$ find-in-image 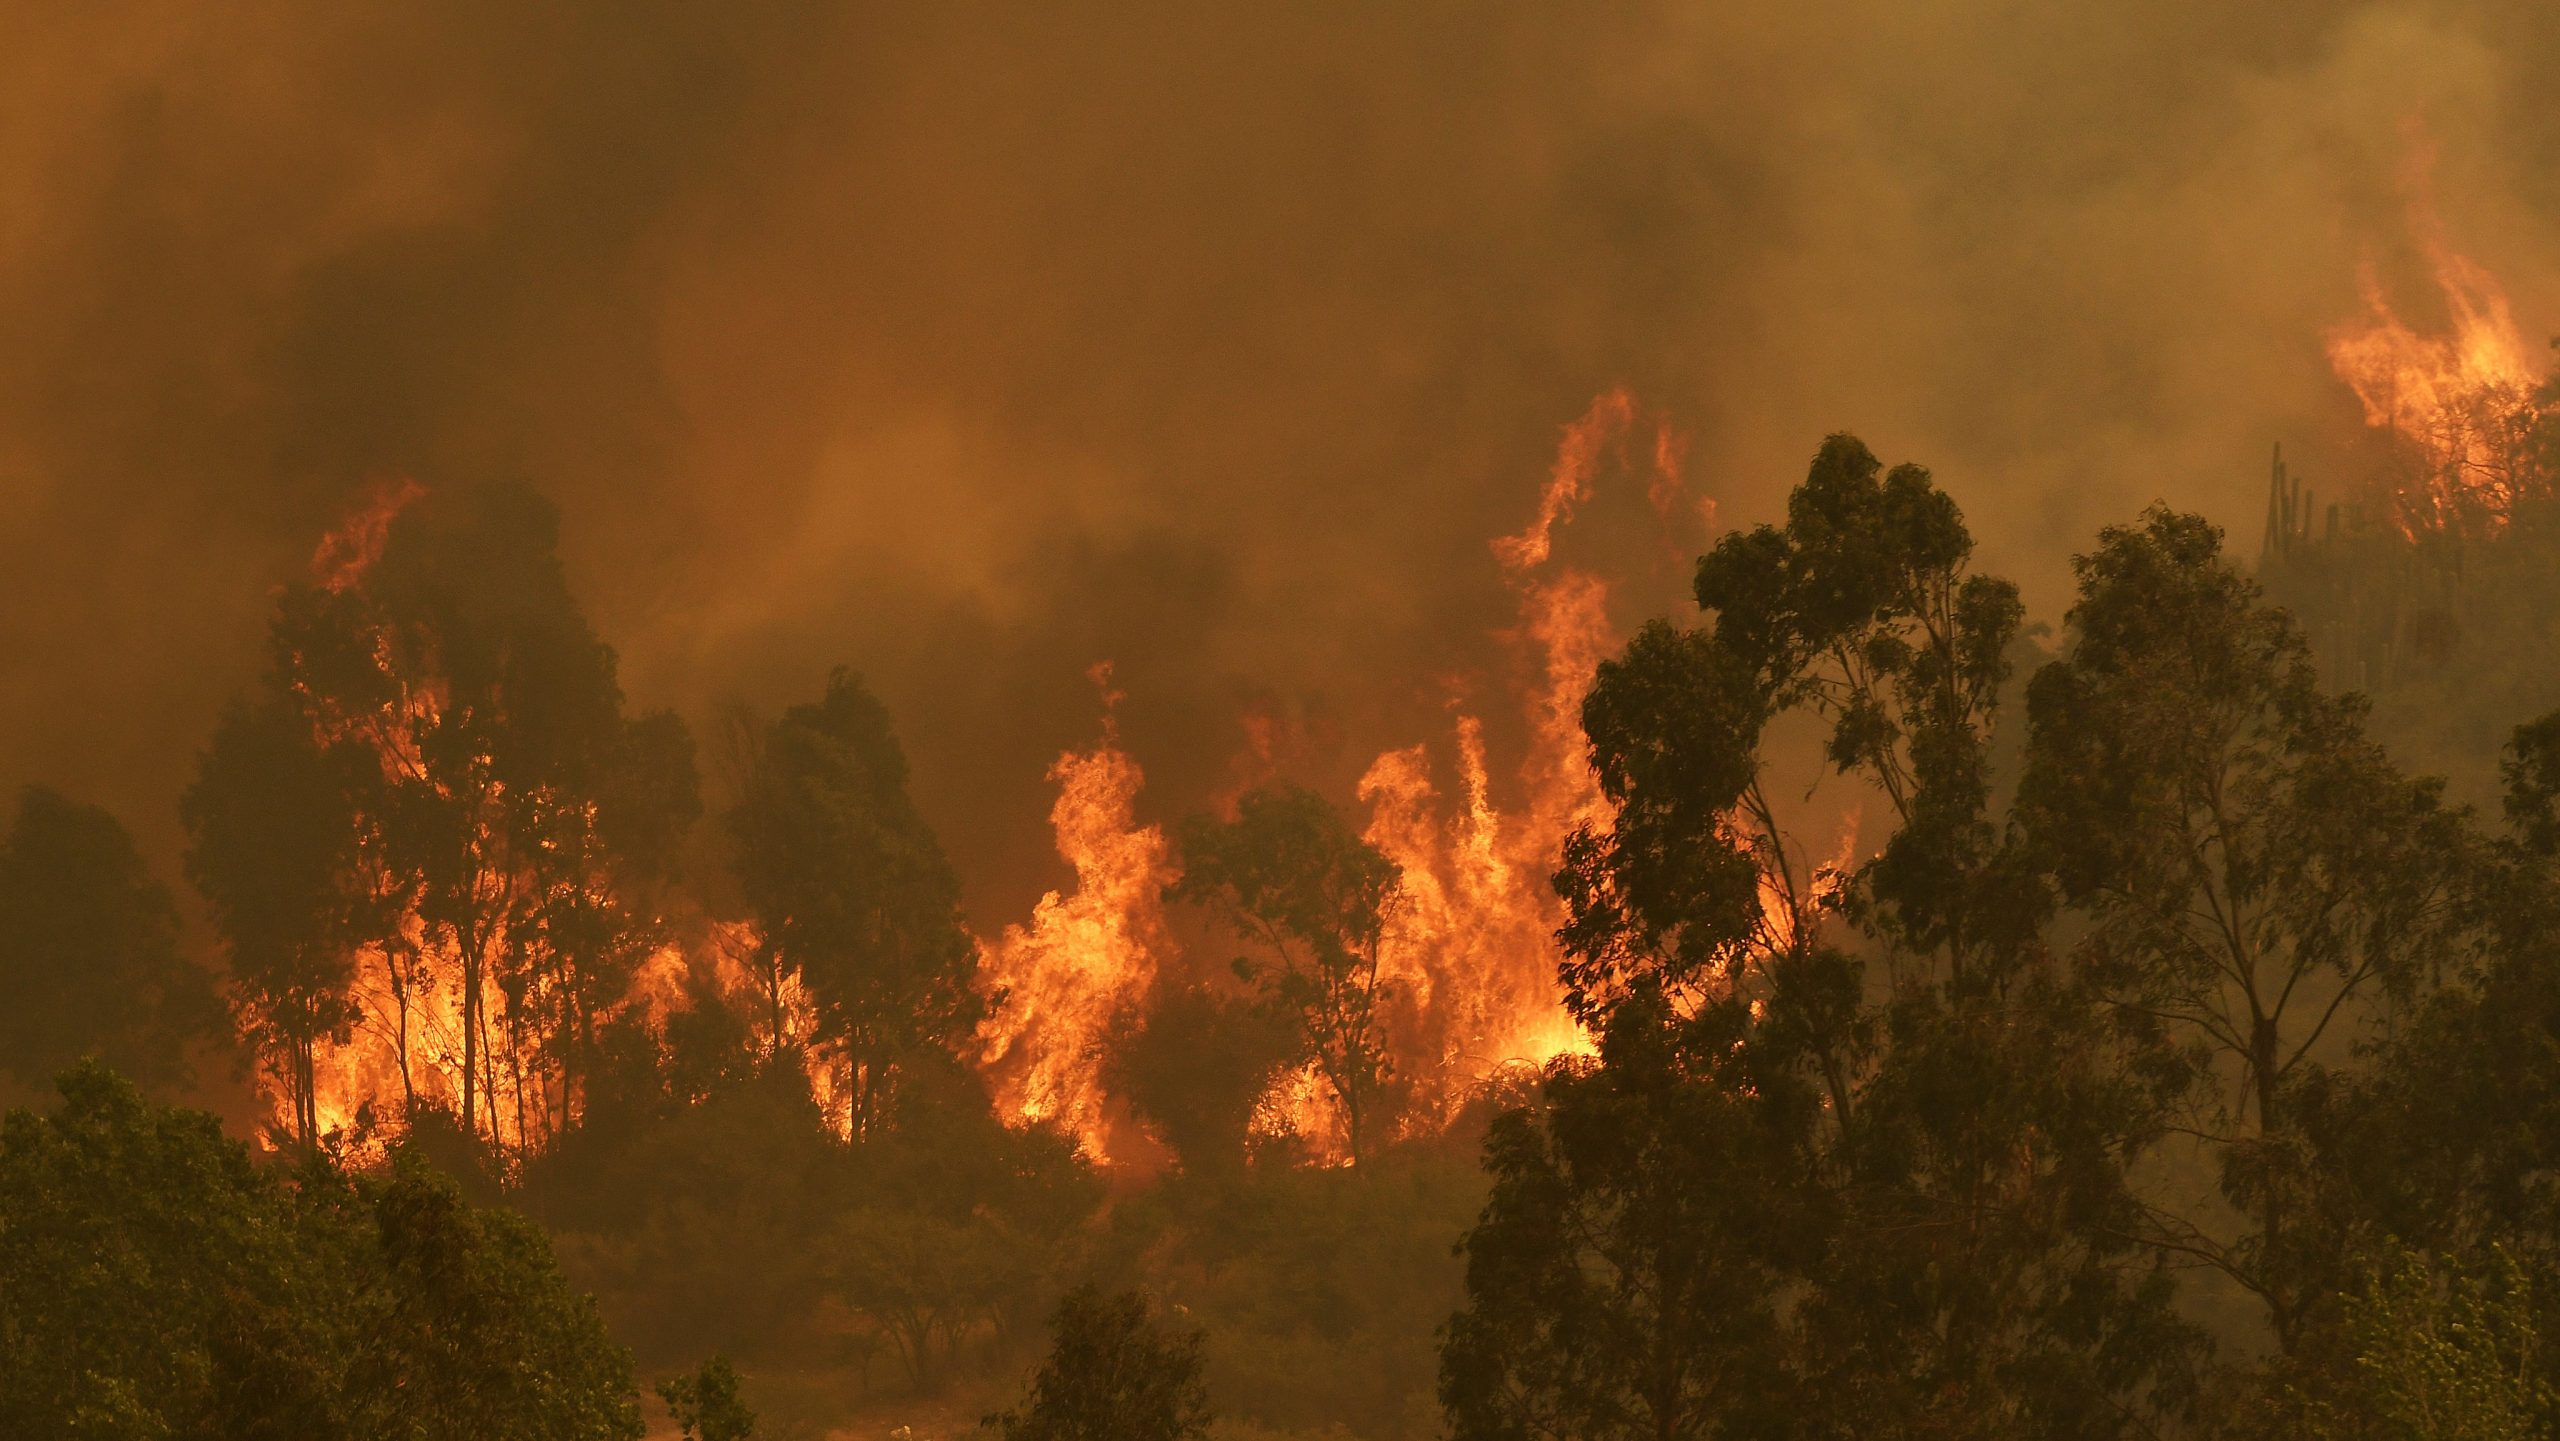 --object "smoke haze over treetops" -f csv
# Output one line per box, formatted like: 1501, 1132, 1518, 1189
5, 0, 2557, 922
